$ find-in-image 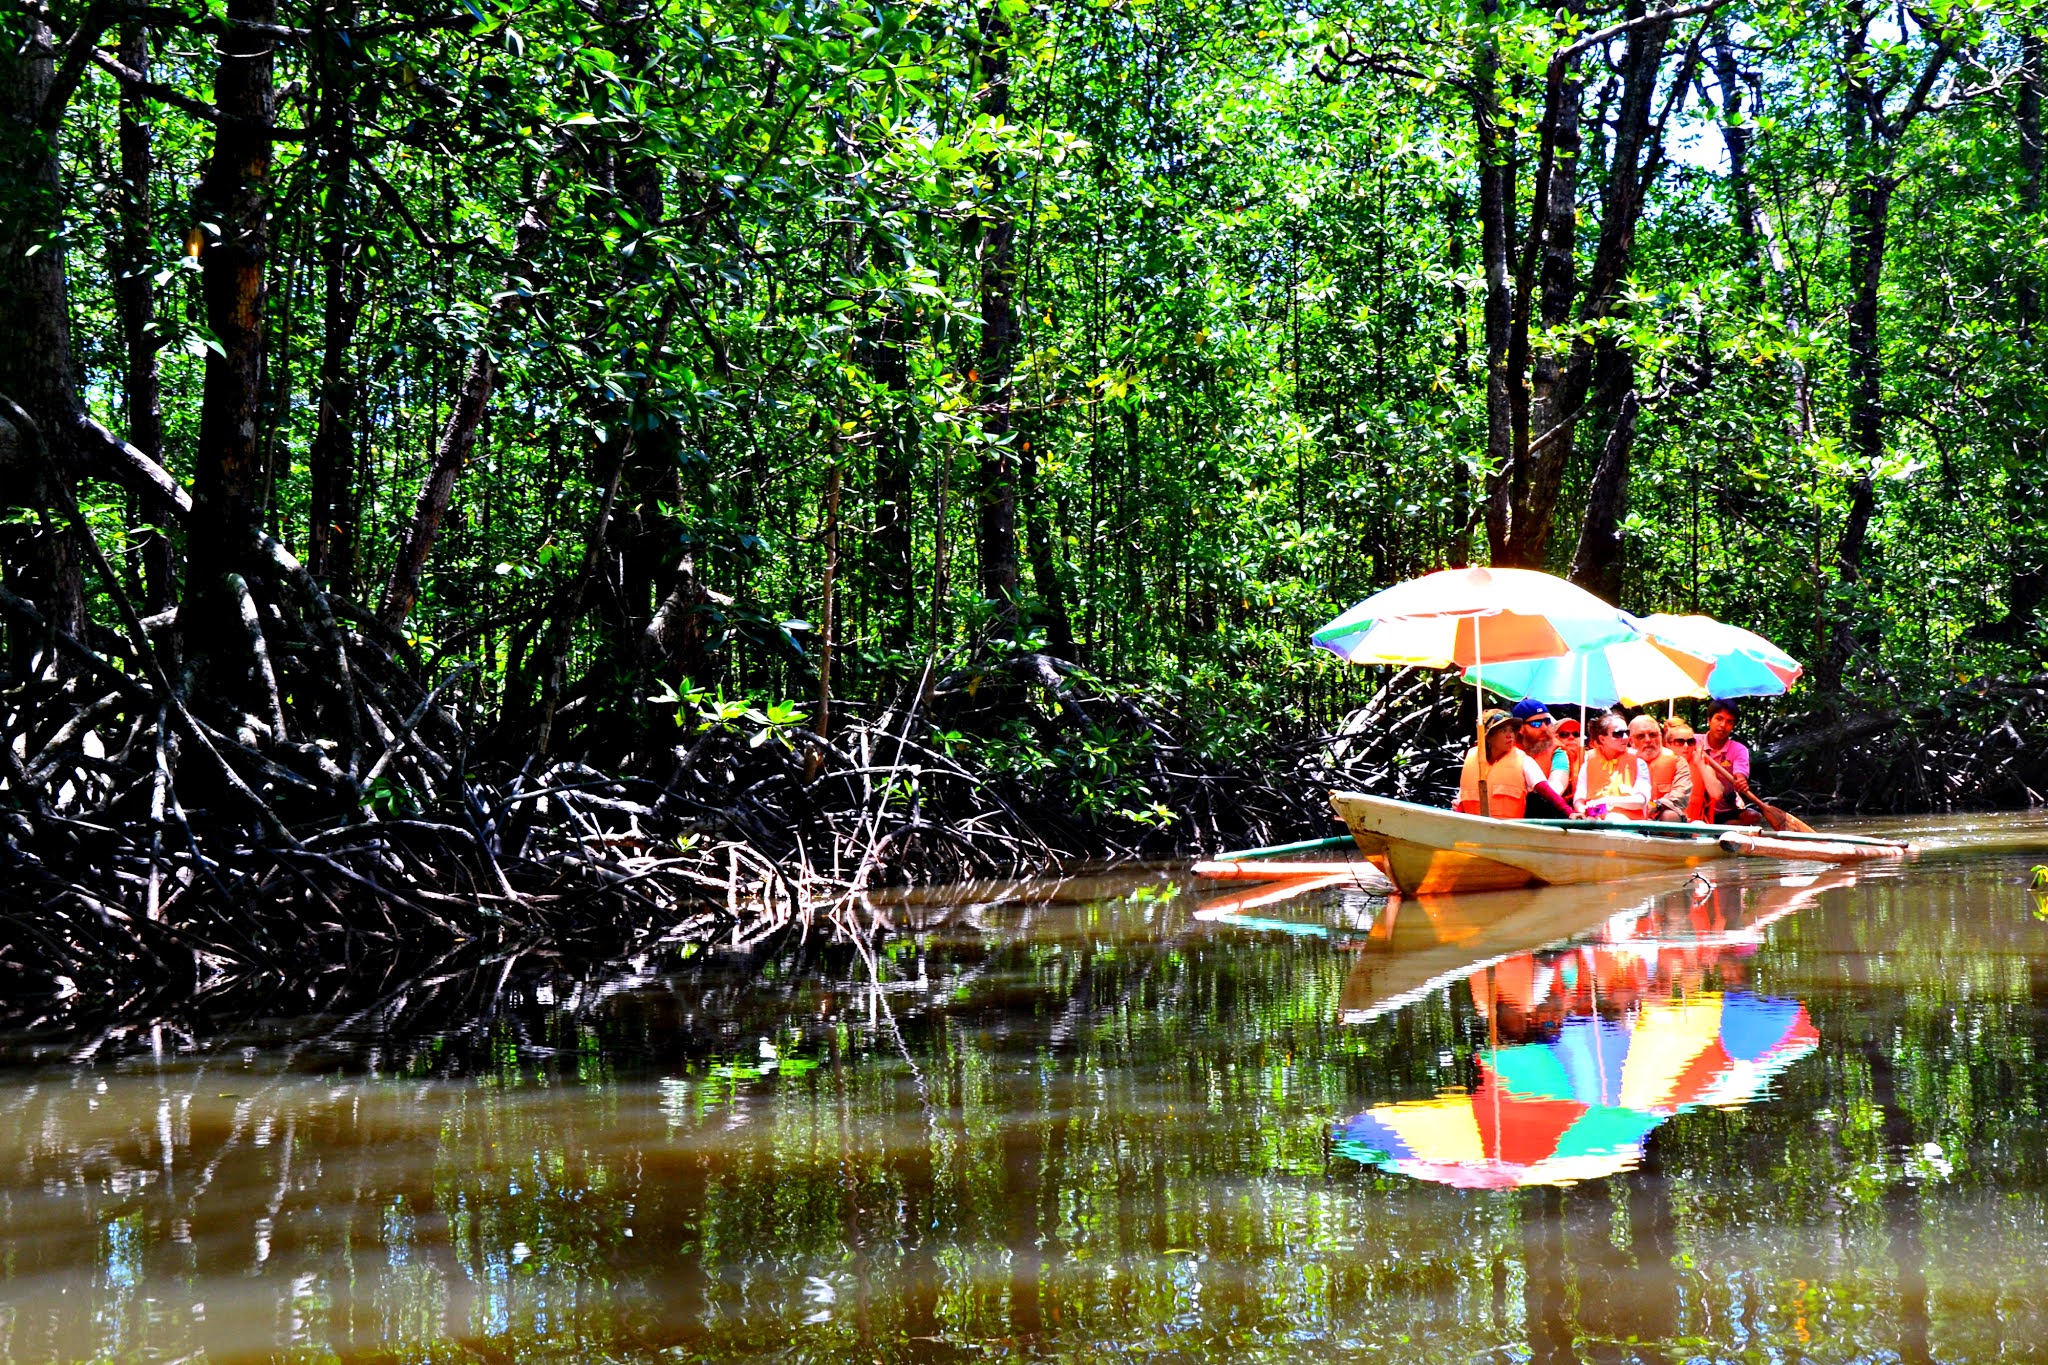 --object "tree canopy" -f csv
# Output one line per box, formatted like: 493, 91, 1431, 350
3, 0, 2045, 755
